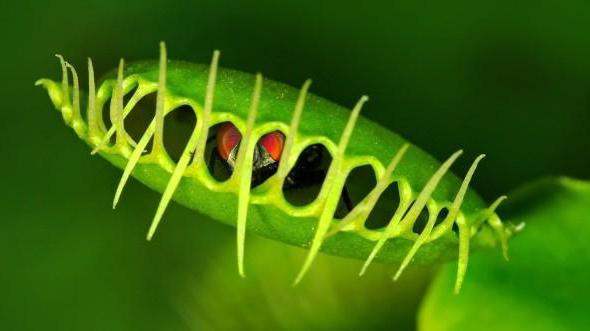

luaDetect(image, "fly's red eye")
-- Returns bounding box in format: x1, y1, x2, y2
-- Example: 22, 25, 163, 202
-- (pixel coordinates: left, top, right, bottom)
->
259, 131, 285, 161
217, 123, 242, 160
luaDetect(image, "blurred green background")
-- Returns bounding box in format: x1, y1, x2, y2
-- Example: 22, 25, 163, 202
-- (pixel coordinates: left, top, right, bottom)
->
2, 0, 589, 330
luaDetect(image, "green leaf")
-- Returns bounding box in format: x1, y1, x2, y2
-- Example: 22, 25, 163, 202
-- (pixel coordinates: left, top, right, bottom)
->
171, 233, 432, 330
418, 177, 590, 331
38, 50, 508, 286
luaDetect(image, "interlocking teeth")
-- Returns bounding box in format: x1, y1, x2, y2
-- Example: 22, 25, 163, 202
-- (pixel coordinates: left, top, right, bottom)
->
112, 59, 129, 152
144, 49, 220, 241
234, 73, 263, 277
394, 154, 484, 283
38, 46, 510, 293
357, 150, 463, 276
293, 95, 368, 286
64, 61, 84, 137
275, 80, 312, 183
152, 42, 167, 156
326, 144, 410, 238
87, 58, 99, 140
55, 55, 71, 123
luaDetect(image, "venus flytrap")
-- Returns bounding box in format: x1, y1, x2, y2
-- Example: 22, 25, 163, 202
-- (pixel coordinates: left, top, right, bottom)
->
37, 42, 512, 291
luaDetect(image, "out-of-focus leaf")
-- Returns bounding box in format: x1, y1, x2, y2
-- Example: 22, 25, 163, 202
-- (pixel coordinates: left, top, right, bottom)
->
169, 234, 432, 331
418, 177, 590, 331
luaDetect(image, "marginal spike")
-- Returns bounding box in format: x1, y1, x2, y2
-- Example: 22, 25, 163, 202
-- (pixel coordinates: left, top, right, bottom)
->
506, 221, 525, 239
189, 50, 220, 170
471, 195, 507, 230
87, 58, 99, 138
111, 59, 128, 150
234, 73, 263, 277
337, 96, 368, 158
152, 41, 167, 155
96, 86, 108, 134
55, 54, 70, 109
106, 83, 117, 130
372, 144, 411, 200
359, 199, 412, 276
454, 217, 470, 294
394, 205, 437, 281
146, 50, 221, 240
294, 175, 348, 285
55, 54, 72, 123
397, 150, 463, 232
276, 79, 312, 181
429, 154, 485, 240
64, 62, 82, 125
489, 195, 508, 215
113, 122, 155, 209
327, 144, 410, 237
147, 127, 198, 240
359, 242, 385, 276
293, 95, 368, 285
488, 213, 509, 261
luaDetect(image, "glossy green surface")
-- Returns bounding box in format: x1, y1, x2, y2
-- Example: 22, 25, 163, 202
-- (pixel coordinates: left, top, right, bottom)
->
39, 60, 502, 268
